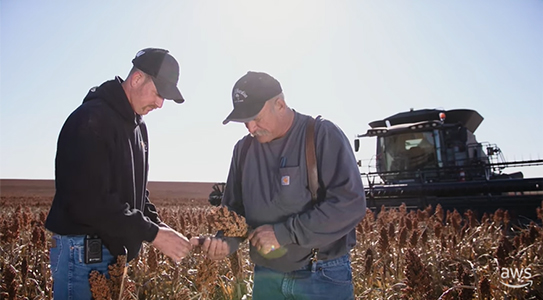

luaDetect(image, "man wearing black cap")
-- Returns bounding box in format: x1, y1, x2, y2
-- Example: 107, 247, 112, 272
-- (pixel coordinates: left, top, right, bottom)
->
45, 48, 191, 299
195, 71, 366, 299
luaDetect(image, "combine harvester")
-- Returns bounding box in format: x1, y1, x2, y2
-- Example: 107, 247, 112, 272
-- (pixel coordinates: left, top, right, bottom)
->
354, 108, 543, 221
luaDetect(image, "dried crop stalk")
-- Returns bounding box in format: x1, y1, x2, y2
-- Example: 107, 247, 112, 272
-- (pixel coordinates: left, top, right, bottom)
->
207, 206, 249, 237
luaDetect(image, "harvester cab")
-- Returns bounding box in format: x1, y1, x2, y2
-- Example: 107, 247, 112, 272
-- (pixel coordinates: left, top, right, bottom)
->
354, 108, 543, 220
354, 109, 497, 183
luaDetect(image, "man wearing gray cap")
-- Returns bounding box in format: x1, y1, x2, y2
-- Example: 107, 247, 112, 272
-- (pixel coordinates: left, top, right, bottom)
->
195, 71, 366, 299
45, 48, 191, 299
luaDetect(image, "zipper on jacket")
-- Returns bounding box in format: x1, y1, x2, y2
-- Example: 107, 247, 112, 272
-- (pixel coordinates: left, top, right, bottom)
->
139, 130, 147, 210
128, 139, 137, 209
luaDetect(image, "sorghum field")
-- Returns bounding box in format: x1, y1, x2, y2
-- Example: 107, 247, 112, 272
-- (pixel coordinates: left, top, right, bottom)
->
1, 180, 542, 299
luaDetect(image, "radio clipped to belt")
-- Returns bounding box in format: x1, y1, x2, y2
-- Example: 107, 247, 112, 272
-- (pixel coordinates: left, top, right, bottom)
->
84, 235, 102, 264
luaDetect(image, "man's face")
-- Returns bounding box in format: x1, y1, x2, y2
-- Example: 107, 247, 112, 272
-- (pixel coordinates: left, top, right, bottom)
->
244, 99, 281, 143
131, 74, 164, 115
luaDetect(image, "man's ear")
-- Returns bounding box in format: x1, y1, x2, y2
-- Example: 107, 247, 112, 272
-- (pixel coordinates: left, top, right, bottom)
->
130, 70, 145, 87
275, 97, 286, 111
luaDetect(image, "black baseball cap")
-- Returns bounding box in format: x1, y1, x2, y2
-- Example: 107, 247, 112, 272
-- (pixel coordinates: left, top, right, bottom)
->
222, 71, 282, 125
132, 48, 185, 103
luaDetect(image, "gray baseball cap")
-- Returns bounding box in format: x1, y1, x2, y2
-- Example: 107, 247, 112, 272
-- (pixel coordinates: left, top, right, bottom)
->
132, 48, 185, 103
223, 71, 282, 125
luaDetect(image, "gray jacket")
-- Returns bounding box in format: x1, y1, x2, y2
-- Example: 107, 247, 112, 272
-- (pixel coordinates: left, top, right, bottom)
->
222, 111, 366, 272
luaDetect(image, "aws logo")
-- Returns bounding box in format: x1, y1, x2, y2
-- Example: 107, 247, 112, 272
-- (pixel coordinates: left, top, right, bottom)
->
500, 267, 532, 289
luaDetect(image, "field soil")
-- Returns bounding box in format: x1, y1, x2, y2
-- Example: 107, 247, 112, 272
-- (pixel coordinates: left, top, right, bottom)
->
0, 179, 217, 206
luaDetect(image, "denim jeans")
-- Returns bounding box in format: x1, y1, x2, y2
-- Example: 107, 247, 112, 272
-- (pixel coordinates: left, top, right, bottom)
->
252, 254, 354, 300
49, 235, 115, 300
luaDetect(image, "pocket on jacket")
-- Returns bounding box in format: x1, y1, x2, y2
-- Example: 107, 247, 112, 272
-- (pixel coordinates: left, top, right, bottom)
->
273, 166, 311, 211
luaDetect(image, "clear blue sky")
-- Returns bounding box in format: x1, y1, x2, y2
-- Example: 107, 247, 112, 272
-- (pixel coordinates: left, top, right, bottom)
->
1, 0, 542, 183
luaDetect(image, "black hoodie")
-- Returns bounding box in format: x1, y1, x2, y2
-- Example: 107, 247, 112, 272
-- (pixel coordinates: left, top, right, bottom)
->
45, 77, 161, 261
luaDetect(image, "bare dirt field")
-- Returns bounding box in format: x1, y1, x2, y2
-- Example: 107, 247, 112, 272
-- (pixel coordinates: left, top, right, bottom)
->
0, 179, 217, 206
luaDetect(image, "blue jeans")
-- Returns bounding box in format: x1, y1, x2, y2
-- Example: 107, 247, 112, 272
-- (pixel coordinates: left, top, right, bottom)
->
49, 235, 115, 300
253, 254, 354, 300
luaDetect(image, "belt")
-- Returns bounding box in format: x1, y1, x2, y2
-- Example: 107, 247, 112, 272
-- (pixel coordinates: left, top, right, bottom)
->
309, 253, 350, 272
49, 234, 88, 248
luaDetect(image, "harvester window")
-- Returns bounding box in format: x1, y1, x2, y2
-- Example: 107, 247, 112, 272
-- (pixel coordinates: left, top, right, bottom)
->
379, 132, 437, 173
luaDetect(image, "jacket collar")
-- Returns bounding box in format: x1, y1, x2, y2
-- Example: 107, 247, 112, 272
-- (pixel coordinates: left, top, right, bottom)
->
83, 77, 143, 126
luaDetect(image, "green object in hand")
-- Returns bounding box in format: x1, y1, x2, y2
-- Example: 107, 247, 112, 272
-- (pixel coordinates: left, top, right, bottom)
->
259, 246, 288, 259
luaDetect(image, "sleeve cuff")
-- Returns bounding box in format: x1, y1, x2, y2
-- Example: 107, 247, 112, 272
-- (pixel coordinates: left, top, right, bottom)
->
273, 223, 293, 246
143, 222, 160, 243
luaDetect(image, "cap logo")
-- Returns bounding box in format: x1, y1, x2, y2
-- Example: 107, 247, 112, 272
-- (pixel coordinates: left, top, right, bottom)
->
135, 50, 145, 57
233, 88, 248, 104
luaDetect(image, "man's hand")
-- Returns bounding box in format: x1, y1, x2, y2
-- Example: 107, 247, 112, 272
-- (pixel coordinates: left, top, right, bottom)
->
151, 227, 192, 262
248, 224, 280, 255
190, 236, 230, 260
